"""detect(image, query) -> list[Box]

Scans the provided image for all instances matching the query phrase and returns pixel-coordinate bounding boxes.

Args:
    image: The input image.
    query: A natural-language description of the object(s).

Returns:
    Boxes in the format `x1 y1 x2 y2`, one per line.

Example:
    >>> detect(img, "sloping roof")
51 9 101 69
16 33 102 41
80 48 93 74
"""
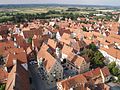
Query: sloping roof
26 47 32 55
0 68 8 84
37 47 56 72
68 52 86 68
101 66 110 77
58 74 87 90
5 61 30 90
100 47 120 60
60 33 71 45
6 52 27 67
83 71 93 79
0 41 14 49
47 39 57 49
62 44 73 55
92 67 101 77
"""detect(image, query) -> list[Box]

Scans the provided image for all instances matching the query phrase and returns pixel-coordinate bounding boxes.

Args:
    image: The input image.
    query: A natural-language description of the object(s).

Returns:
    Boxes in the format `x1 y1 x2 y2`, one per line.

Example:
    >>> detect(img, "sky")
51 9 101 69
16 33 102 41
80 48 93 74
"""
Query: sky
0 0 120 6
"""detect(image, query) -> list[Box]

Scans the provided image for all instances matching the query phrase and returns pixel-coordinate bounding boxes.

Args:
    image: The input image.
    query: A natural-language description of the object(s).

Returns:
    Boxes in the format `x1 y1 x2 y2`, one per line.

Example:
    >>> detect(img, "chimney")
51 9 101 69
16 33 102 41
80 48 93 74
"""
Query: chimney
4 67 8 72
13 52 16 55
13 59 17 65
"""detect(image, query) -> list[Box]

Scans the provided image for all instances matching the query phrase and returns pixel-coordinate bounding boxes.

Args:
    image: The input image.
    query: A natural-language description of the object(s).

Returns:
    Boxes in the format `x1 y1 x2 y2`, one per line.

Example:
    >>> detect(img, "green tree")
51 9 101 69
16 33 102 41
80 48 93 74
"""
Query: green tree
112 67 119 76
82 27 87 32
80 49 94 59
108 62 116 71
28 37 32 44
0 84 5 90
89 43 97 51
118 75 120 82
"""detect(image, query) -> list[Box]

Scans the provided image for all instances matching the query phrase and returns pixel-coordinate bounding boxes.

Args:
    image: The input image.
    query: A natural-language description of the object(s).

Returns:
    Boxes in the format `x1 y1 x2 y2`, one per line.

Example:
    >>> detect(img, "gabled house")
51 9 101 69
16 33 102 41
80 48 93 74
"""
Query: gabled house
70 39 87 54
37 44 63 89
0 67 8 84
61 44 73 59
4 48 28 72
32 35 42 52
101 66 111 83
5 61 30 90
47 39 57 54
99 47 120 68
83 67 111 85
67 52 90 73
57 74 88 90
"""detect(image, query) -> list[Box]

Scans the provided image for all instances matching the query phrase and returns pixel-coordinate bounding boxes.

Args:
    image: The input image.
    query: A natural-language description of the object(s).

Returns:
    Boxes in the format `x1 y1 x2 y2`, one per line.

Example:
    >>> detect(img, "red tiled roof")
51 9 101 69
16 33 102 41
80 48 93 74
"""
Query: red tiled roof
47 39 57 49
62 44 73 55
0 68 8 84
37 46 56 72
92 67 101 77
68 52 86 68
101 66 110 77
5 61 30 90
58 74 87 90
6 51 27 67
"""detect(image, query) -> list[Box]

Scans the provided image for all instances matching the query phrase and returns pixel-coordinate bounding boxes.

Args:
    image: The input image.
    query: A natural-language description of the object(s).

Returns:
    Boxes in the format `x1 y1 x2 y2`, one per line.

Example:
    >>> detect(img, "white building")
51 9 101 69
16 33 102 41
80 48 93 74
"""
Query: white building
99 47 120 68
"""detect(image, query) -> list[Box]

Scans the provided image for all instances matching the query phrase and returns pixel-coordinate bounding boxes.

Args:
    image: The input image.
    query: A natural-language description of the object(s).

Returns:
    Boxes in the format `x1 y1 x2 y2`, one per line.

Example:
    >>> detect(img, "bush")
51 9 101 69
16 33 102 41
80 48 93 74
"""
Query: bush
28 37 32 44
0 84 5 90
108 62 116 71
112 67 119 76
118 75 120 82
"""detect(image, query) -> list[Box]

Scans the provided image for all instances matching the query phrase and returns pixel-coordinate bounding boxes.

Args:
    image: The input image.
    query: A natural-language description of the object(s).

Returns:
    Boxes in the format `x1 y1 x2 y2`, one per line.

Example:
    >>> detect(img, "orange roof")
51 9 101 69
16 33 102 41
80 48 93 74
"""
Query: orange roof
100 47 120 60
37 48 56 72
60 38 71 45
92 67 101 77
40 43 49 51
5 61 30 90
109 34 120 43
61 33 70 40
47 39 57 49
3 47 24 57
0 68 8 84
101 66 110 77
84 39 92 45
83 71 93 79
26 47 32 55
68 53 85 68
6 52 27 67
32 38 41 48
0 41 14 49
62 44 73 55
58 74 87 90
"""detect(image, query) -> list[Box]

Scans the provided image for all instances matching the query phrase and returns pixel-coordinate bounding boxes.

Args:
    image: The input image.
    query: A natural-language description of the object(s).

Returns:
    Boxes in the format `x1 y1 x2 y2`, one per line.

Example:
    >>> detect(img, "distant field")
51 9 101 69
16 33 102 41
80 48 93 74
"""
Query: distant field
0 6 99 14
10 7 67 14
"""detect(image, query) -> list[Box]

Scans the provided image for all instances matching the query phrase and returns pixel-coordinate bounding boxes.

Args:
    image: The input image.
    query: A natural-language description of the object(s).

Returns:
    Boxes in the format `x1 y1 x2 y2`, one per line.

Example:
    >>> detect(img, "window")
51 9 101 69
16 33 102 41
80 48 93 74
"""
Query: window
56 79 58 82
29 77 32 84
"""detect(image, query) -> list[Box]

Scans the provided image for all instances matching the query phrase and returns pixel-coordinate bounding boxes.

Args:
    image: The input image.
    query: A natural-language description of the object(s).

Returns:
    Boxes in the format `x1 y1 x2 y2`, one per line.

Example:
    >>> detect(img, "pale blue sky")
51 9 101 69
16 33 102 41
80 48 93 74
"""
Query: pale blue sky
0 0 120 6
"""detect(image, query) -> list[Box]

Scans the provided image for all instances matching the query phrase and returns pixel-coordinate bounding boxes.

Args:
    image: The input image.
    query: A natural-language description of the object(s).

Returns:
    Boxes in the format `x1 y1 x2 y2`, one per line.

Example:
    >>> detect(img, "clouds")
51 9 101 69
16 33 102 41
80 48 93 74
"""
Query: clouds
0 0 120 6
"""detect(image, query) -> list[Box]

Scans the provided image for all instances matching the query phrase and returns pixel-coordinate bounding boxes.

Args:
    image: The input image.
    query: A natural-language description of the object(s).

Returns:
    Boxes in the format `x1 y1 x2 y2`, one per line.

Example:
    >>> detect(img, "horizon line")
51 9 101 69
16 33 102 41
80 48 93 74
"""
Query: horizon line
0 3 119 7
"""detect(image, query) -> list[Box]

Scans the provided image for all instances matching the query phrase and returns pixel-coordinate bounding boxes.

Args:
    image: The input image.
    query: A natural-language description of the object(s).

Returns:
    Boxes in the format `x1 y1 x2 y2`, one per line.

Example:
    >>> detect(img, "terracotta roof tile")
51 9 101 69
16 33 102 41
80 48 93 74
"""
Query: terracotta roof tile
101 66 110 77
62 44 73 55
47 39 57 49
5 61 30 90
37 47 56 72
68 53 85 68
6 51 27 67
58 74 87 90
92 68 101 77
0 68 8 84
100 47 120 60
